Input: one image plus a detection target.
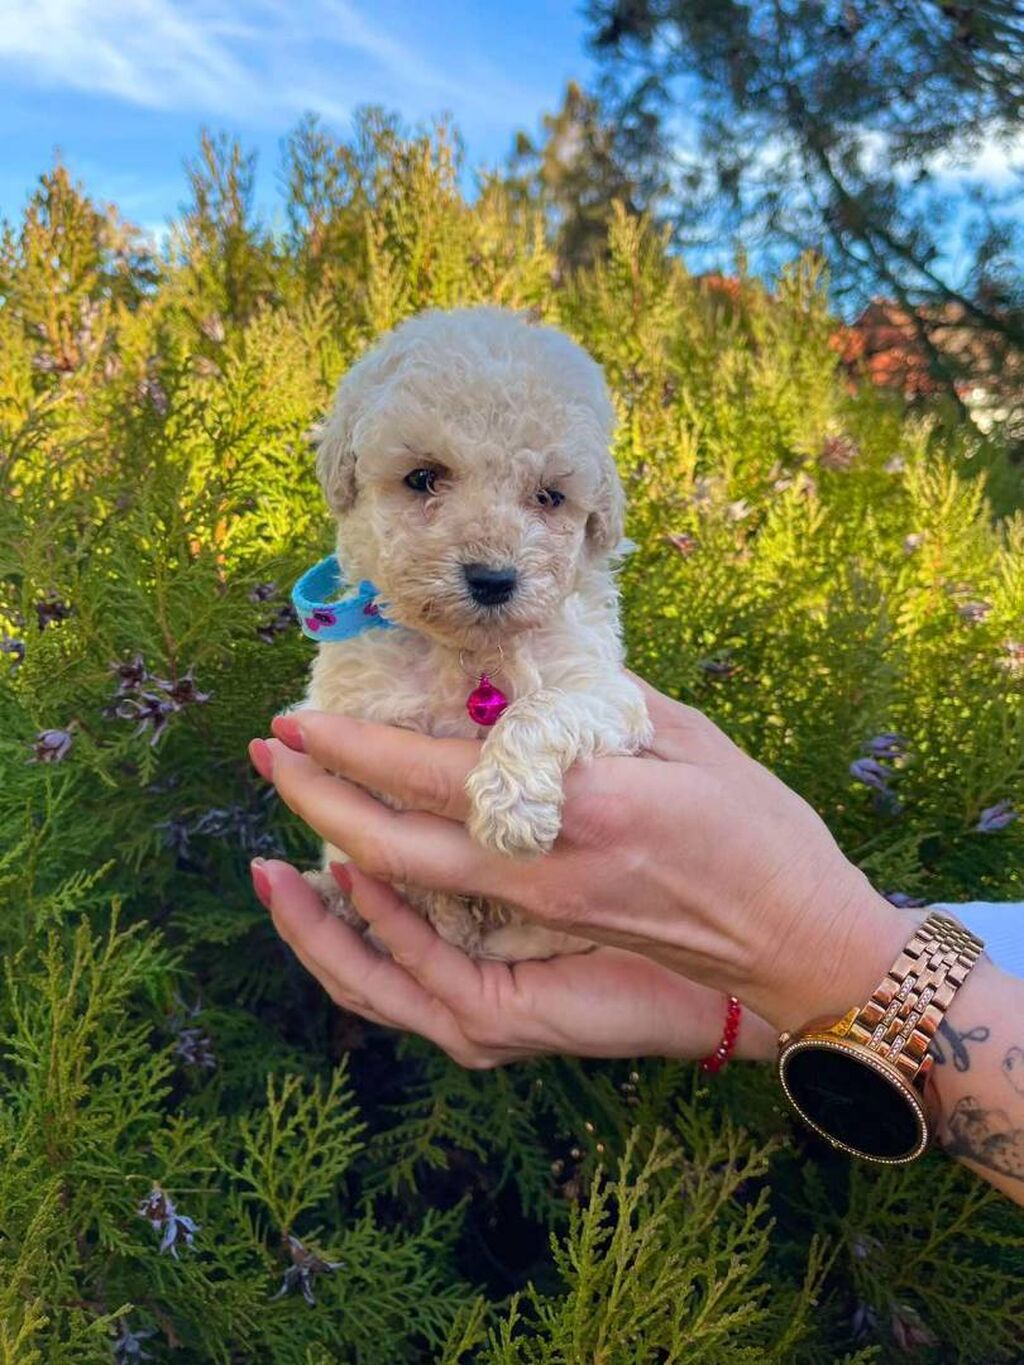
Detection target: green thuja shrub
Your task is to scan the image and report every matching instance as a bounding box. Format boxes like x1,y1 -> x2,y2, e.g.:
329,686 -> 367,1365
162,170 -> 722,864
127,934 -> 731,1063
1,118 -> 1022,1362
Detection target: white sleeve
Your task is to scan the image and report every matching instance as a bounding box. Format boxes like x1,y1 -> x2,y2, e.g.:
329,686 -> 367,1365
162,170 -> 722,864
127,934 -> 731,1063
931,902 -> 1024,979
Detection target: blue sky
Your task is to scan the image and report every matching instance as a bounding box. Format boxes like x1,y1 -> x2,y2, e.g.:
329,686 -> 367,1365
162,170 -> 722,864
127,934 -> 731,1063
0,0 -> 596,233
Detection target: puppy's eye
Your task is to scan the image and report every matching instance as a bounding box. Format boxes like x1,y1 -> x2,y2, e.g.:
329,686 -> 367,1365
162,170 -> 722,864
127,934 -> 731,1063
536,488 -> 565,509
405,468 -> 439,495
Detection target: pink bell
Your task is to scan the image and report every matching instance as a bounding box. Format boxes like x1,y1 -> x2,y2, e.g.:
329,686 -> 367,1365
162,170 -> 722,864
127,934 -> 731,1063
466,673 -> 509,727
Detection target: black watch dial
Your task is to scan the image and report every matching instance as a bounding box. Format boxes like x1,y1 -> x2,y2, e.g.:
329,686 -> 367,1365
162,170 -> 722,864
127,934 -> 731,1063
780,1041 -> 927,1162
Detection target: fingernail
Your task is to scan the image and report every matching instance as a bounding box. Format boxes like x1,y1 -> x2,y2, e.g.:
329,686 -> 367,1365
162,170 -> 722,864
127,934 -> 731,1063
248,738 -> 274,781
271,713 -> 305,751
250,857 -> 273,909
329,861 -> 353,894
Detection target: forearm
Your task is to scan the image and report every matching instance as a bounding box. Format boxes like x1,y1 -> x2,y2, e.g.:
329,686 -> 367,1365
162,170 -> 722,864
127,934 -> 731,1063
719,930 -> 1024,1205
927,959 -> 1024,1203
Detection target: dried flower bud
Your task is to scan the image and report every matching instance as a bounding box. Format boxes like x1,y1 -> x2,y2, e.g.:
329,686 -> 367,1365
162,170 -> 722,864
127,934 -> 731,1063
199,314 -> 226,344
998,641 -> 1024,679
890,1302 -> 937,1351
819,434 -> 860,470
138,1187 -> 198,1258
272,1234 -> 343,1307
665,532 -> 698,557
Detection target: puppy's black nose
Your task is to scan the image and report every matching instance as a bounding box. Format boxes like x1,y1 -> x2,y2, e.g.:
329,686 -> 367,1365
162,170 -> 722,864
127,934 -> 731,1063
462,562 -> 518,606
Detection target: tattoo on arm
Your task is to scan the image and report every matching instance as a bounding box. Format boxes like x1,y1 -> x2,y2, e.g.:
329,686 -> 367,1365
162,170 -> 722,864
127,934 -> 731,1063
1003,1046 -> 1024,1096
930,1017 -> 990,1071
943,1097 -> 1024,1182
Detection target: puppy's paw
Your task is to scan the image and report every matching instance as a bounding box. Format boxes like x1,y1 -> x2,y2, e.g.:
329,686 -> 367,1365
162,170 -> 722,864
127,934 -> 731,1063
465,754 -> 564,858
302,866 -> 363,928
480,922 -> 593,961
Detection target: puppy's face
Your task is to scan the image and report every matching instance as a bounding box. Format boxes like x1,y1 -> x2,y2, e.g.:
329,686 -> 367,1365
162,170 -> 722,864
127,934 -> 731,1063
316,309 -> 622,650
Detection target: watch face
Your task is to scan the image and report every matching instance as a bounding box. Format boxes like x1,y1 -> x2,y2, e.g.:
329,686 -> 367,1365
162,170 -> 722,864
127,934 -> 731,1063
780,1040 -> 927,1162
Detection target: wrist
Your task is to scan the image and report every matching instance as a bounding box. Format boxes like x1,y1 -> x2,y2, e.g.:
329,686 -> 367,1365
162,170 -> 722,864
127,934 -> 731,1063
759,877 -> 916,1036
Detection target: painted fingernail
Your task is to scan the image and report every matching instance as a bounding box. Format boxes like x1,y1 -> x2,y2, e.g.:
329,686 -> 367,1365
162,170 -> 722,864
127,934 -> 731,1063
329,861 -> 353,894
250,857 -> 273,909
248,738 -> 274,781
271,713 -> 305,751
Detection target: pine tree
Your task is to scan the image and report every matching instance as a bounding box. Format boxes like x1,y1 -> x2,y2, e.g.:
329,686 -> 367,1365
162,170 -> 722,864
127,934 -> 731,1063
1,119 -> 1022,1362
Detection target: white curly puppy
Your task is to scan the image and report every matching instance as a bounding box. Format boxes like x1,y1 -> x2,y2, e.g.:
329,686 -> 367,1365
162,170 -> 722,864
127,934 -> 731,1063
295,305 -> 651,960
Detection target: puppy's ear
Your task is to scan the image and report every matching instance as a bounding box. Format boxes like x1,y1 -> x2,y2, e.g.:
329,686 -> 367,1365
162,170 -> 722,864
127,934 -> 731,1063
586,460 -> 626,555
313,391 -> 359,515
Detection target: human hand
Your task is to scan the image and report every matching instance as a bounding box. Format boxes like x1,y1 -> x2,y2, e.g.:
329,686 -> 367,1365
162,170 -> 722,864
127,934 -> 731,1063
250,680 -> 909,1034
249,856 -> 777,1066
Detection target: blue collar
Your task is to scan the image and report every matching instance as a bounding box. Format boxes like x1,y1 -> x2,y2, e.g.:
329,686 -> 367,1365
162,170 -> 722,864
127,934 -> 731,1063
291,555 -> 397,642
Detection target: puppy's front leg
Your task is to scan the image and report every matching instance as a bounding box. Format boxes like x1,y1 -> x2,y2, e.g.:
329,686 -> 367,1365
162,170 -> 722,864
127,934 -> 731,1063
465,675 -> 651,858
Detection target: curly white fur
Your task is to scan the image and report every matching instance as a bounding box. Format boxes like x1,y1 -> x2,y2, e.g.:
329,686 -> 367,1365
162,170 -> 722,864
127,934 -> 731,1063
295,306 -> 651,961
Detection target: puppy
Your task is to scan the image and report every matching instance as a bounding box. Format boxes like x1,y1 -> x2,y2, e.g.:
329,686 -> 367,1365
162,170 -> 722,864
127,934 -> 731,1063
294,306 -> 651,961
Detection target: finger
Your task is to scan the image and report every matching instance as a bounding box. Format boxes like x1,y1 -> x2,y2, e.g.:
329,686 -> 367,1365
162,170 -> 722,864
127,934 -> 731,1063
344,866 -> 485,1009
270,711 -> 479,821
258,859 -> 474,1051
263,742 -> 526,903
628,673 -> 736,762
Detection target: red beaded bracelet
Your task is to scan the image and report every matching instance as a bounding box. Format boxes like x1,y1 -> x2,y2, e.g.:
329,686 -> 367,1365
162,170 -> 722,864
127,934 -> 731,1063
700,995 -> 743,1073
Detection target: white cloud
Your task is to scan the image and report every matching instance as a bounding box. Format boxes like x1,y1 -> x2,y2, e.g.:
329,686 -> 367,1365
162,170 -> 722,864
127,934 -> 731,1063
0,0 -> 538,129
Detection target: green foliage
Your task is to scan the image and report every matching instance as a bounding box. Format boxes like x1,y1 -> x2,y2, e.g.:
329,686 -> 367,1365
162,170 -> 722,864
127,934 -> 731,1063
1,118 -> 1022,1360
585,0 -> 1024,419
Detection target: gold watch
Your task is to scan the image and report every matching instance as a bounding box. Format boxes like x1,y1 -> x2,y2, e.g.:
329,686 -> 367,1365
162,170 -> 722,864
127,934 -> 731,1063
777,911 -> 985,1163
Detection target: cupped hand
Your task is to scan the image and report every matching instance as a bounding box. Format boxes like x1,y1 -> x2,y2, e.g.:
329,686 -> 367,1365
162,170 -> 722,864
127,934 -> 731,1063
250,679 -> 908,1033
250,857 -> 777,1066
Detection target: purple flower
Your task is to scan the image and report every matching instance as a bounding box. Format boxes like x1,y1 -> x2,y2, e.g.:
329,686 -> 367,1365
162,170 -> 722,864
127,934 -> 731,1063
851,1301 -> 880,1339
113,1321 -> 156,1362
849,757 -> 892,792
257,603 -> 297,644
863,733 -> 909,761
1,633 -> 25,668
137,1187 -> 199,1259
884,891 -> 928,909
109,653 -> 149,695
174,1026 -> 217,1071
155,817 -> 192,857
272,1234 -> 343,1307
151,667 -> 211,708
35,593 -> 72,630
248,581 -> 278,602
28,728 -> 73,763
975,800 -> 1018,833
115,692 -> 178,745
